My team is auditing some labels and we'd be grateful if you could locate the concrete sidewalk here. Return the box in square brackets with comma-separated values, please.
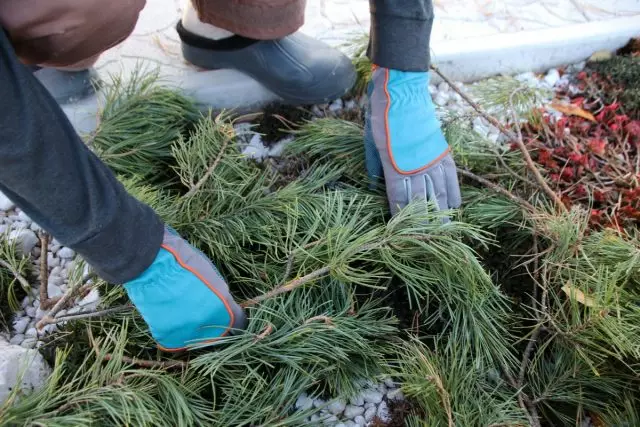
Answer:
[63, 0, 640, 134]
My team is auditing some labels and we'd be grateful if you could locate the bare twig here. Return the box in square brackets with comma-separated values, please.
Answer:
[457, 168, 537, 213]
[241, 266, 331, 308]
[36, 274, 95, 330]
[38, 305, 132, 328]
[431, 64, 566, 212]
[38, 232, 51, 308]
[0, 259, 31, 292]
[183, 135, 233, 198]
[104, 354, 188, 369]
[304, 315, 334, 326]
[254, 323, 274, 341]
[427, 373, 454, 427]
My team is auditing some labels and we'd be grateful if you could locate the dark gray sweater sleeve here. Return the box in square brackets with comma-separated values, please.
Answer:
[0, 28, 164, 284]
[367, 0, 434, 72]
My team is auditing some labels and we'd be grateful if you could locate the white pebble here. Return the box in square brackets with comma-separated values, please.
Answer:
[434, 92, 450, 107]
[428, 84, 437, 96]
[377, 383, 387, 394]
[437, 82, 449, 93]
[8, 229, 38, 255]
[364, 406, 376, 422]
[21, 338, 37, 349]
[335, 424, 347, 427]
[313, 398, 325, 408]
[329, 99, 344, 112]
[362, 390, 383, 404]
[57, 247, 75, 259]
[328, 399, 346, 415]
[17, 211, 31, 223]
[47, 253, 60, 268]
[344, 100, 357, 110]
[25, 328, 37, 338]
[377, 401, 390, 422]
[344, 422, 357, 427]
[544, 69, 560, 87]
[349, 395, 364, 406]
[12, 317, 29, 334]
[384, 377, 396, 388]
[267, 136, 294, 158]
[295, 393, 313, 411]
[354, 415, 366, 426]
[30, 222, 42, 233]
[387, 388, 404, 400]
[47, 282, 63, 298]
[11, 221, 28, 230]
[364, 402, 375, 409]
[322, 414, 338, 425]
[35, 308, 46, 321]
[343, 405, 365, 419]
[78, 289, 99, 307]
[0, 224, 7, 235]
[9, 334, 24, 345]
[48, 275, 64, 287]
[242, 134, 268, 161]
[21, 296, 31, 309]
[0, 191, 15, 211]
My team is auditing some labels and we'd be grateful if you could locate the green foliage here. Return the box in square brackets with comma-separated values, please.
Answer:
[343, 33, 372, 97]
[91, 69, 200, 183]
[589, 55, 640, 115]
[0, 234, 31, 329]
[468, 76, 551, 121]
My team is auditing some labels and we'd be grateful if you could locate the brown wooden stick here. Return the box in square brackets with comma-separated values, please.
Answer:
[431, 65, 566, 212]
[304, 315, 334, 326]
[104, 354, 187, 369]
[36, 274, 94, 330]
[38, 232, 51, 309]
[38, 304, 132, 329]
[457, 168, 537, 213]
[241, 266, 331, 308]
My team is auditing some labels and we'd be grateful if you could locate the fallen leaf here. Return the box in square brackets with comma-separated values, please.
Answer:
[561, 283, 597, 308]
[550, 101, 596, 122]
[588, 50, 613, 62]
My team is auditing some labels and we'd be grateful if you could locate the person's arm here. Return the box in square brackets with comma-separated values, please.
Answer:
[367, 0, 434, 71]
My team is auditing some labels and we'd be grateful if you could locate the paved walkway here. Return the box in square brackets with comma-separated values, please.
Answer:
[63, 0, 640, 134]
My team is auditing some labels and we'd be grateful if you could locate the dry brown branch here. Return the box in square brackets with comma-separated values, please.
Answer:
[431, 64, 566, 212]
[104, 354, 188, 369]
[241, 266, 331, 308]
[36, 274, 95, 330]
[183, 134, 233, 198]
[254, 323, 274, 341]
[38, 232, 51, 308]
[427, 373, 453, 427]
[38, 304, 132, 328]
[304, 315, 334, 326]
[0, 259, 31, 292]
[456, 168, 537, 213]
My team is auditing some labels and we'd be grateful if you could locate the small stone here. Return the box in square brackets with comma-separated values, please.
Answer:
[9, 334, 24, 345]
[428, 84, 437, 96]
[242, 134, 268, 161]
[16, 211, 31, 223]
[35, 308, 46, 321]
[310, 414, 321, 423]
[343, 405, 365, 419]
[364, 402, 375, 409]
[25, 328, 37, 338]
[387, 388, 404, 400]
[267, 136, 294, 158]
[384, 377, 396, 388]
[335, 424, 347, 427]
[20, 338, 37, 349]
[328, 399, 346, 415]
[11, 221, 28, 230]
[48, 275, 64, 287]
[21, 296, 30, 309]
[322, 414, 338, 425]
[364, 406, 376, 422]
[362, 390, 383, 404]
[345, 100, 356, 110]
[329, 98, 344, 112]
[0, 338, 52, 403]
[47, 282, 63, 298]
[0, 191, 15, 211]
[344, 422, 357, 427]
[295, 393, 313, 411]
[434, 92, 449, 106]
[377, 401, 390, 422]
[437, 82, 449, 93]
[349, 395, 364, 406]
[14, 310, 25, 318]
[47, 253, 60, 268]
[354, 415, 366, 426]
[313, 398, 325, 408]
[57, 247, 75, 259]
[12, 318, 29, 334]
[32, 299, 39, 309]
[544, 69, 560, 87]
[30, 222, 42, 233]
[8, 229, 38, 255]
[50, 266, 62, 277]
[0, 224, 7, 235]
[78, 289, 99, 307]
[31, 247, 41, 257]
[377, 383, 387, 394]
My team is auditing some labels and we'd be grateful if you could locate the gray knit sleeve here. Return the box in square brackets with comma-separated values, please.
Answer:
[367, 0, 434, 72]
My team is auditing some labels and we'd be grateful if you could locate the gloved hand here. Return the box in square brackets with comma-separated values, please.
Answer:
[124, 227, 247, 352]
[364, 66, 462, 216]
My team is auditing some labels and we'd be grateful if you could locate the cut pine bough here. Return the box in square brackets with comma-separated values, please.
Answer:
[1, 63, 640, 427]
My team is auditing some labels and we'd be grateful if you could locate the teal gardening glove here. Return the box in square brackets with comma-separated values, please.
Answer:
[365, 66, 462, 215]
[124, 227, 247, 352]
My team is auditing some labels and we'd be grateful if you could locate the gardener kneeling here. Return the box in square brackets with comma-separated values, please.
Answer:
[0, 0, 460, 351]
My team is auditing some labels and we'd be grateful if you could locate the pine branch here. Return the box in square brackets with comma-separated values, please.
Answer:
[457, 168, 536, 213]
[426, 372, 454, 427]
[36, 273, 95, 330]
[38, 304, 132, 328]
[103, 354, 188, 370]
[431, 65, 566, 212]
[183, 134, 233, 198]
[0, 259, 31, 293]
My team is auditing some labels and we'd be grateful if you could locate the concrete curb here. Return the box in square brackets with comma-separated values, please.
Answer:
[430, 15, 640, 83]
[62, 16, 639, 133]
